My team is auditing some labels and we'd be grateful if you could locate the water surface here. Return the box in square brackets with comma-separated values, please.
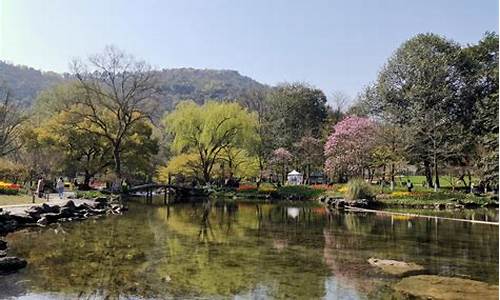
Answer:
[0, 199, 497, 299]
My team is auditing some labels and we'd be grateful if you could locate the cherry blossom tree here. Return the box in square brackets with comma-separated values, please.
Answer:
[324, 116, 376, 181]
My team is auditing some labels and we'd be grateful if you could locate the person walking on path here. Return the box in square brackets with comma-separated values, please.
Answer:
[36, 177, 45, 198]
[406, 179, 414, 192]
[56, 177, 65, 199]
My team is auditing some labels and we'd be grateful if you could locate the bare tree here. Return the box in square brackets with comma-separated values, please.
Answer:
[0, 85, 26, 156]
[70, 46, 159, 179]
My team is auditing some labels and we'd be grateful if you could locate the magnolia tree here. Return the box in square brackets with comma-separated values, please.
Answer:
[271, 147, 293, 184]
[324, 116, 376, 181]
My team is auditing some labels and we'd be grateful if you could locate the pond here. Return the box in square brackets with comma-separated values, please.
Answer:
[0, 199, 498, 299]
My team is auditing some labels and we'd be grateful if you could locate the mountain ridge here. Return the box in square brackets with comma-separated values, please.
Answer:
[0, 61, 269, 110]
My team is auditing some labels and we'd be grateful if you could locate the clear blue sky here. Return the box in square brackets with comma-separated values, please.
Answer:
[1, 0, 498, 100]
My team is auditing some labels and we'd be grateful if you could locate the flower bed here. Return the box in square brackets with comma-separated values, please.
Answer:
[236, 185, 257, 192]
[0, 181, 21, 195]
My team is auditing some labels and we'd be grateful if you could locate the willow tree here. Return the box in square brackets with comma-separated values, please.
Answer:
[70, 46, 159, 180]
[164, 101, 257, 183]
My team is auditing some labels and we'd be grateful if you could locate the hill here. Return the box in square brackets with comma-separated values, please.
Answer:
[156, 68, 268, 111]
[0, 62, 269, 110]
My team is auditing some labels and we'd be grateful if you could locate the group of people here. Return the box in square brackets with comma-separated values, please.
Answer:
[35, 176, 66, 200]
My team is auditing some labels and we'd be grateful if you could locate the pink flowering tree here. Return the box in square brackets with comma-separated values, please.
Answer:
[271, 147, 293, 184]
[324, 116, 377, 181]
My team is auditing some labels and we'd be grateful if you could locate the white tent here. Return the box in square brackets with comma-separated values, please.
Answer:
[287, 170, 303, 185]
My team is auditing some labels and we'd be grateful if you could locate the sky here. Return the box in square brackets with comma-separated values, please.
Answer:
[0, 0, 498, 101]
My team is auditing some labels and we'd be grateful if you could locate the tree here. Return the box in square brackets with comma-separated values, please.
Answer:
[218, 147, 259, 179]
[0, 85, 26, 156]
[324, 116, 377, 181]
[164, 101, 257, 183]
[371, 124, 407, 190]
[37, 110, 112, 188]
[293, 136, 323, 184]
[271, 148, 293, 185]
[267, 83, 328, 148]
[70, 46, 159, 180]
[461, 32, 499, 189]
[373, 33, 464, 190]
[240, 89, 274, 186]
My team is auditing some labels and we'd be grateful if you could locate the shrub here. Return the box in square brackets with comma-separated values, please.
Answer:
[75, 190, 105, 199]
[310, 184, 331, 191]
[345, 178, 374, 200]
[258, 184, 277, 194]
[276, 185, 323, 200]
[236, 185, 257, 192]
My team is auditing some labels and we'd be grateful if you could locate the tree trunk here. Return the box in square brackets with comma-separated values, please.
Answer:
[434, 161, 440, 191]
[113, 148, 122, 180]
[82, 170, 91, 190]
[390, 163, 395, 191]
[467, 170, 472, 193]
[424, 160, 433, 188]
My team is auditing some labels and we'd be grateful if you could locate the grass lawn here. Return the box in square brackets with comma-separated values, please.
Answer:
[0, 194, 46, 206]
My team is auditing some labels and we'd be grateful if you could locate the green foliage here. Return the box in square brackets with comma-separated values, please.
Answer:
[345, 178, 375, 200]
[276, 185, 323, 200]
[75, 190, 105, 199]
[267, 83, 328, 149]
[164, 100, 258, 183]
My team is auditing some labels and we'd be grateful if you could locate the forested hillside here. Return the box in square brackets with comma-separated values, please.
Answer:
[0, 61, 63, 106]
[156, 68, 269, 110]
[0, 61, 268, 110]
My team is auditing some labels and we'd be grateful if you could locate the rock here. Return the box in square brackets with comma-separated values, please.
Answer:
[463, 202, 480, 209]
[0, 219, 18, 234]
[41, 212, 62, 223]
[26, 206, 45, 219]
[36, 216, 48, 226]
[94, 197, 108, 204]
[59, 207, 76, 218]
[41, 203, 60, 213]
[9, 212, 35, 224]
[393, 275, 499, 300]
[368, 258, 425, 277]
[63, 200, 76, 210]
[0, 239, 6, 250]
[75, 202, 92, 211]
[0, 256, 27, 273]
[434, 203, 445, 210]
[348, 199, 371, 208]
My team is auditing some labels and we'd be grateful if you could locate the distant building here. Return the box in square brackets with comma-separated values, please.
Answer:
[287, 170, 303, 185]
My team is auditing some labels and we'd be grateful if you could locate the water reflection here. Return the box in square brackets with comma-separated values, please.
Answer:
[0, 199, 497, 299]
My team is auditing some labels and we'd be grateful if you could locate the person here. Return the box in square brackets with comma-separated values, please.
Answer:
[406, 179, 414, 192]
[36, 177, 45, 198]
[56, 177, 65, 199]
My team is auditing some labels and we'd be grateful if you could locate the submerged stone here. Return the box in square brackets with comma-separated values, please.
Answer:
[368, 258, 425, 277]
[0, 256, 27, 273]
[393, 275, 499, 300]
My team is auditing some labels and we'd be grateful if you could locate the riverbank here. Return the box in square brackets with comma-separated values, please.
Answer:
[213, 184, 498, 210]
[0, 197, 126, 274]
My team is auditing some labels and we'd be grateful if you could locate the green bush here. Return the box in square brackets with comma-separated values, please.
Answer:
[276, 185, 323, 200]
[0, 187, 19, 195]
[75, 190, 105, 199]
[345, 178, 374, 200]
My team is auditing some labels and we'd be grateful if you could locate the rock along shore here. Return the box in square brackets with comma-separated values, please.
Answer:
[0, 197, 126, 274]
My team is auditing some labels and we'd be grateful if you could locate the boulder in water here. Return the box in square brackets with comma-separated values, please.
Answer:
[368, 258, 425, 277]
[393, 275, 499, 300]
[0, 257, 27, 273]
